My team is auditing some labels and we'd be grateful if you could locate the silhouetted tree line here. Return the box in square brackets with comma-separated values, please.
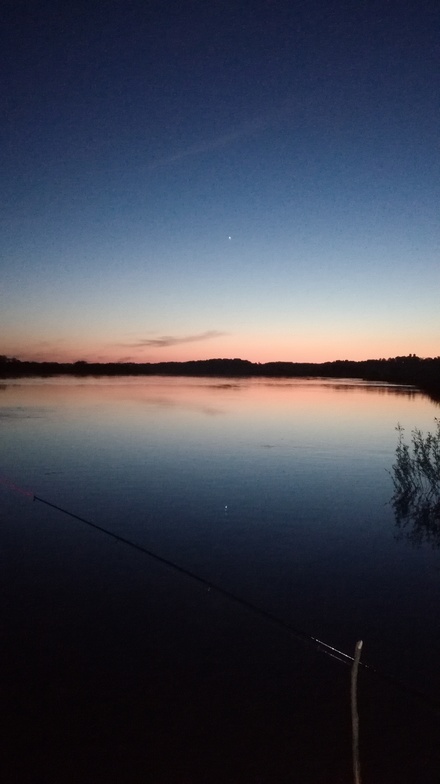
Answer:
[0, 354, 439, 396]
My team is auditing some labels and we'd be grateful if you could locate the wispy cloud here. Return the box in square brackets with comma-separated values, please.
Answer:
[123, 330, 226, 349]
[149, 116, 271, 169]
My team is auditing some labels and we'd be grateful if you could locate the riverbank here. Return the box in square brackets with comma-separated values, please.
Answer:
[1, 354, 440, 398]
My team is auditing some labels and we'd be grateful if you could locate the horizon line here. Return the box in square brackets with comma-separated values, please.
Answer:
[1, 354, 438, 366]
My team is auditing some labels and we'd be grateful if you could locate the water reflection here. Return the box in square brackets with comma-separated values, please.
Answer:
[3, 376, 440, 703]
[390, 420, 440, 547]
[392, 493, 440, 548]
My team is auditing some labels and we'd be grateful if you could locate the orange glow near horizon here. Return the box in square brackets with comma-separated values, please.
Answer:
[6, 341, 439, 365]
[2, 323, 439, 365]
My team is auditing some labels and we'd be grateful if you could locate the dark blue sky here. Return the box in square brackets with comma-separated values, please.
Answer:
[2, 0, 439, 362]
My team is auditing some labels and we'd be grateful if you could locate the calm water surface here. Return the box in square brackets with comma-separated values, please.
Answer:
[2, 376, 440, 782]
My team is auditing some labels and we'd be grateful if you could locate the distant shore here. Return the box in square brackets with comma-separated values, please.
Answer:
[1, 354, 439, 400]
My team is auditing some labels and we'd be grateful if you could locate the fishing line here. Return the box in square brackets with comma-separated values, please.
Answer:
[2, 475, 438, 712]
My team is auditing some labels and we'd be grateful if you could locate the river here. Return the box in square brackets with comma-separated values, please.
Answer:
[1, 376, 439, 782]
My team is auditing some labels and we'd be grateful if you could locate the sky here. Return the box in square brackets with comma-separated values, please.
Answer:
[1, 0, 439, 364]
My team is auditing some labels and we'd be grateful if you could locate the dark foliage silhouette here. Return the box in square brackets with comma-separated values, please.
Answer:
[1, 354, 439, 397]
[391, 420, 440, 547]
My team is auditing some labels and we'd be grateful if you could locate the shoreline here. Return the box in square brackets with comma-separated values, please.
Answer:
[1, 355, 439, 402]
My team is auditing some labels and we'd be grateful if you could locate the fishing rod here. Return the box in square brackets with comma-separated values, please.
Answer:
[33, 493, 354, 666]
[2, 475, 439, 713]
